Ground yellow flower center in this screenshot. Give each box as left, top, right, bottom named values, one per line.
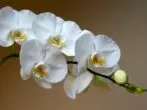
left=49, top=36, right=65, bottom=48
left=11, top=30, right=27, bottom=42
left=89, top=53, right=105, bottom=67
left=33, top=64, right=48, bottom=78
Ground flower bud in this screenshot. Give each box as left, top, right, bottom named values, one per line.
left=114, top=69, right=127, bottom=84
left=135, top=87, right=143, bottom=94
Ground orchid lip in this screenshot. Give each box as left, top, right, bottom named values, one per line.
left=10, top=29, right=27, bottom=42
left=48, top=35, right=65, bottom=48
left=33, top=61, right=48, bottom=79
left=89, top=52, right=105, bottom=67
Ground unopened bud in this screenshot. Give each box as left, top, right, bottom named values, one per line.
left=114, top=69, right=127, bottom=84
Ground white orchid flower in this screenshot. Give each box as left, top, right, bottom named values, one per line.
left=63, top=64, right=118, bottom=99
left=75, top=30, right=121, bottom=76
left=64, top=70, right=93, bottom=99
left=32, top=12, right=81, bottom=56
left=0, top=6, right=36, bottom=47
left=63, top=30, right=120, bottom=99
left=20, top=39, right=67, bottom=89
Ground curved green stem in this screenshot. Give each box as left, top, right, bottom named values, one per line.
left=11, top=43, right=17, bottom=53
left=0, top=53, right=19, bottom=66
left=142, top=89, right=147, bottom=92
left=67, top=61, right=147, bottom=94
left=87, top=68, right=144, bottom=93
left=0, top=55, right=146, bottom=94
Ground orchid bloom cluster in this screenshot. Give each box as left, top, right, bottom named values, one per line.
left=0, top=6, right=146, bottom=99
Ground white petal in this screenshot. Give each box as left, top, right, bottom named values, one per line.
left=0, top=6, right=17, bottom=28
left=77, top=55, right=88, bottom=73
left=63, top=75, right=78, bottom=99
left=18, top=10, right=37, bottom=29
left=56, top=17, right=64, bottom=33
left=0, top=24, right=14, bottom=47
left=20, top=68, right=31, bottom=80
left=61, top=21, right=81, bottom=39
left=25, top=29, right=36, bottom=41
left=34, top=12, right=56, bottom=32
left=75, top=30, right=95, bottom=72
left=20, top=40, right=43, bottom=75
left=64, top=72, right=93, bottom=99
left=44, top=46, right=68, bottom=83
left=94, top=35, right=121, bottom=67
left=61, top=42, right=75, bottom=56
left=75, top=30, right=94, bottom=62
left=75, top=72, right=93, bottom=93
left=32, top=12, right=56, bottom=44
left=61, top=35, right=79, bottom=56
left=106, top=64, right=119, bottom=75
left=34, top=76, right=52, bottom=89
left=61, top=21, right=81, bottom=56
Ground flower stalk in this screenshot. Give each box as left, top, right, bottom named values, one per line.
left=0, top=53, right=19, bottom=66
left=0, top=56, right=146, bottom=94
left=67, top=61, right=147, bottom=94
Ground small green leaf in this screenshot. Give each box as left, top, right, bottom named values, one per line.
left=93, top=75, right=111, bottom=91
left=125, top=84, right=136, bottom=93
left=135, top=87, right=143, bottom=94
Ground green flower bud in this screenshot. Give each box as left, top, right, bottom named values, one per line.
left=125, top=84, right=136, bottom=93
left=114, top=70, right=127, bottom=84
left=135, top=87, right=143, bottom=94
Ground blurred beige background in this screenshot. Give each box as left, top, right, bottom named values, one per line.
left=0, top=0, right=147, bottom=110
